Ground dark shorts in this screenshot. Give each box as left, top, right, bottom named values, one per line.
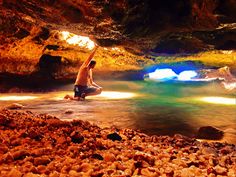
left=74, top=85, right=97, bottom=97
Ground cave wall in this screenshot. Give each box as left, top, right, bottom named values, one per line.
left=1, top=0, right=235, bottom=46
left=0, top=0, right=235, bottom=80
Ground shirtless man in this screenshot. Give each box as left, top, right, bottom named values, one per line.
left=64, top=45, right=102, bottom=100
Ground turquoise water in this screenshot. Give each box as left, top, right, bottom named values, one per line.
left=130, top=81, right=236, bottom=137
left=0, top=80, right=235, bottom=143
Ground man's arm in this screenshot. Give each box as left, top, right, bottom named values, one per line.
left=89, top=70, right=101, bottom=88
left=82, top=45, right=99, bottom=67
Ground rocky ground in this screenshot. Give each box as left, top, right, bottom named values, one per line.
left=0, top=109, right=235, bottom=177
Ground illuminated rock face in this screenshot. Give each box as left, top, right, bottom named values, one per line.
left=0, top=0, right=235, bottom=80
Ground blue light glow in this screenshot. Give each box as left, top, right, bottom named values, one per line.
left=177, top=70, right=198, bottom=81
left=149, top=68, right=177, bottom=81
left=147, top=68, right=198, bottom=81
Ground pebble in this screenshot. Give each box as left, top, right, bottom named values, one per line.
left=107, top=132, right=122, bottom=141
left=64, top=109, right=73, bottom=114
left=5, top=103, right=25, bottom=110
left=0, top=109, right=235, bottom=176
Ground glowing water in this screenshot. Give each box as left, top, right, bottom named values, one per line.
left=198, top=96, right=236, bottom=105
left=0, top=96, right=38, bottom=101
left=0, top=81, right=235, bottom=144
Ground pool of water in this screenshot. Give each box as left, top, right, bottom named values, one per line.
left=0, top=80, right=236, bottom=143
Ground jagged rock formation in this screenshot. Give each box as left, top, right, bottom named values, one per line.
left=0, top=0, right=236, bottom=90
left=152, top=24, right=236, bottom=54
left=1, top=0, right=235, bottom=47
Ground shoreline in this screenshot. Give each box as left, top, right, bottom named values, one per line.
left=0, top=109, right=235, bottom=176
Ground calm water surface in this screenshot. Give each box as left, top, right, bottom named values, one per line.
left=0, top=80, right=236, bottom=143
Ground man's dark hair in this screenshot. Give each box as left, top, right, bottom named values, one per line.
left=89, top=60, right=96, bottom=66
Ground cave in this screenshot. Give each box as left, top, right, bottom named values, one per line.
left=0, top=0, right=236, bottom=176
left=38, top=54, right=62, bottom=77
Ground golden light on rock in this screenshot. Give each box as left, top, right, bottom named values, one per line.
left=222, top=82, right=236, bottom=90
left=111, top=47, right=122, bottom=52
left=199, top=96, right=236, bottom=105
left=221, top=50, right=233, bottom=54
left=0, top=96, right=38, bottom=101
left=60, top=31, right=71, bottom=40
left=60, top=31, right=95, bottom=50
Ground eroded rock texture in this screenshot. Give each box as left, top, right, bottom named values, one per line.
left=0, top=0, right=235, bottom=88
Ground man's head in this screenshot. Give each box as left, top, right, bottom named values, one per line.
left=89, top=59, right=96, bottom=68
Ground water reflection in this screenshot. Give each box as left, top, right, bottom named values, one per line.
left=0, top=80, right=235, bottom=144
left=198, top=96, right=236, bottom=105
left=52, top=91, right=138, bottom=101
left=0, top=95, right=38, bottom=101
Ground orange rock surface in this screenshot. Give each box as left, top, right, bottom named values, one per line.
left=0, top=109, right=235, bottom=176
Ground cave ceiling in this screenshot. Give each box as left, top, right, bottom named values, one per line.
left=1, top=0, right=235, bottom=48
left=0, top=0, right=236, bottom=80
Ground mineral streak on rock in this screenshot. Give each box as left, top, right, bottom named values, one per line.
left=0, top=109, right=235, bottom=176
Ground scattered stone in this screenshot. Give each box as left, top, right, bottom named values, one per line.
left=28, top=129, right=43, bottom=140
left=202, top=147, right=218, bottom=156
left=103, top=153, right=115, bottom=162
left=0, top=144, right=8, bottom=154
left=70, top=131, right=84, bottom=144
left=24, top=173, right=40, bottom=177
left=214, top=165, right=227, bottom=175
left=33, top=156, right=51, bottom=166
left=64, top=109, right=73, bottom=114
left=134, top=151, right=155, bottom=166
left=196, top=126, right=224, bottom=140
left=7, top=168, right=22, bottom=177
left=5, top=103, right=24, bottom=110
left=12, top=150, right=29, bottom=160
left=0, top=110, right=235, bottom=176
left=0, top=152, right=14, bottom=163
left=0, top=113, right=11, bottom=125
left=107, top=132, right=122, bottom=141
left=91, top=154, right=104, bottom=160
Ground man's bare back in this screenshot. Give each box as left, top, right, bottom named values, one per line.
left=75, top=66, right=90, bottom=86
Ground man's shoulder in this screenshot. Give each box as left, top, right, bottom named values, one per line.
left=80, top=65, right=88, bottom=70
